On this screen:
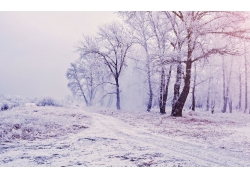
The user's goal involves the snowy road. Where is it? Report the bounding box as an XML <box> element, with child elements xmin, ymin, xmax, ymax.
<box><xmin>1</xmin><ymin>107</ymin><xmax>250</xmax><ymax>167</ymax></box>
<box><xmin>84</xmin><ymin>113</ymin><xmax>250</xmax><ymax>167</ymax></box>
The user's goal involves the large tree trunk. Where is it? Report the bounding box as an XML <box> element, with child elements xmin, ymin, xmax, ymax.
<box><xmin>172</xmin><ymin>62</ymin><xmax>182</xmax><ymax>111</ymax></box>
<box><xmin>171</xmin><ymin>59</ymin><xmax>192</xmax><ymax>117</ymax></box>
<box><xmin>171</xmin><ymin>28</ymin><xmax>193</xmax><ymax>117</ymax></box>
<box><xmin>115</xmin><ymin>77</ymin><xmax>121</xmax><ymax>110</ymax></box>
<box><xmin>244</xmin><ymin>42</ymin><xmax>248</xmax><ymax>113</ymax></box>
<box><xmin>191</xmin><ymin>63</ymin><xmax>197</xmax><ymax>111</ymax></box>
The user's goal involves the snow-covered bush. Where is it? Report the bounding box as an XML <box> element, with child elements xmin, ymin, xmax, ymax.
<box><xmin>0</xmin><ymin>94</ymin><xmax>26</xmax><ymax>111</ymax></box>
<box><xmin>0</xmin><ymin>101</ymin><xmax>9</xmax><ymax>111</ymax></box>
<box><xmin>36</xmin><ymin>97</ymin><xmax>62</xmax><ymax>107</ymax></box>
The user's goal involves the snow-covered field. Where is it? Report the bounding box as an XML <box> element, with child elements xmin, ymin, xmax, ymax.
<box><xmin>1</xmin><ymin>104</ymin><xmax>250</xmax><ymax>167</ymax></box>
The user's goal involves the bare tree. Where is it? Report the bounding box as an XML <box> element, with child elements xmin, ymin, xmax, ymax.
<box><xmin>167</xmin><ymin>11</ymin><xmax>250</xmax><ymax>117</ymax></box>
<box><xmin>66</xmin><ymin>54</ymin><xmax>106</xmax><ymax>106</ymax></box>
<box><xmin>66</xmin><ymin>62</ymin><xmax>89</xmax><ymax>106</ymax></box>
<box><xmin>162</xmin><ymin>12</ymin><xmax>186</xmax><ymax>115</ymax></box>
<box><xmin>77</xmin><ymin>22</ymin><xmax>133</xmax><ymax>110</ymax></box>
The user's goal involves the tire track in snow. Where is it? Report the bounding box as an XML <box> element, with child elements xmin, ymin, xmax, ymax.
<box><xmin>91</xmin><ymin>113</ymin><xmax>250</xmax><ymax>167</ymax></box>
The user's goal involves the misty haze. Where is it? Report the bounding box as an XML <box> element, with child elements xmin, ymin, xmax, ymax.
<box><xmin>1</xmin><ymin>11</ymin><xmax>250</xmax><ymax>167</ymax></box>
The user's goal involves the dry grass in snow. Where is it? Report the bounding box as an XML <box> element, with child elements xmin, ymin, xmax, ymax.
<box><xmin>0</xmin><ymin>105</ymin><xmax>91</xmax><ymax>142</ymax></box>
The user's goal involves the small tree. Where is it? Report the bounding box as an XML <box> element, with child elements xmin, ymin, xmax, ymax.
<box><xmin>66</xmin><ymin>54</ymin><xmax>106</xmax><ymax>106</ymax></box>
<box><xmin>66</xmin><ymin>62</ymin><xmax>89</xmax><ymax>106</ymax></box>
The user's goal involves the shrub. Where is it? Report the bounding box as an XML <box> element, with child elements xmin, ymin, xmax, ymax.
<box><xmin>36</xmin><ymin>97</ymin><xmax>62</xmax><ymax>107</ymax></box>
<box><xmin>0</xmin><ymin>101</ymin><xmax>9</xmax><ymax>111</ymax></box>
<box><xmin>0</xmin><ymin>94</ymin><xmax>26</xmax><ymax>111</ymax></box>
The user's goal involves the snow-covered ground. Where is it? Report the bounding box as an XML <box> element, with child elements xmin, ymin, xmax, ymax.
<box><xmin>0</xmin><ymin>104</ymin><xmax>250</xmax><ymax>167</ymax></box>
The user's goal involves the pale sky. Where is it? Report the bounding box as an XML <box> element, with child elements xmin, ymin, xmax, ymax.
<box><xmin>0</xmin><ymin>11</ymin><xmax>120</xmax><ymax>99</ymax></box>
<box><xmin>0</xmin><ymin>5</ymin><xmax>246</xmax><ymax>100</ymax></box>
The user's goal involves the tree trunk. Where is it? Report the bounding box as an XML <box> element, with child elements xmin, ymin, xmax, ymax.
<box><xmin>172</xmin><ymin>62</ymin><xmax>182</xmax><ymax>111</ymax></box>
<box><xmin>191</xmin><ymin>63</ymin><xmax>197</xmax><ymax>111</ymax></box>
<box><xmin>171</xmin><ymin>28</ymin><xmax>193</xmax><ymax>117</ymax></box>
<box><xmin>222</xmin><ymin>57</ymin><xmax>233</xmax><ymax>113</ymax></box>
<box><xmin>222</xmin><ymin>97</ymin><xmax>228</xmax><ymax>113</ymax></box>
<box><xmin>244</xmin><ymin>42</ymin><xmax>248</xmax><ymax>113</ymax></box>
<box><xmin>147</xmin><ymin>82</ymin><xmax>153</xmax><ymax>112</ymax></box>
<box><xmin>221</xmin><ymin>56</ymin><xmax>227</xmax><ymax>113</ymax></box>
<box><xmin>159</xmin><ymin>67</ymin><xmax>166</xmax><ymax>114</ymax></box>
<box><xmin>115</xmin><ymin>77</ymin><xmax>121</xmax><ymax>110</ymax></box>
<box><xmin>239</xmin><ymin>69</ymin><xmax>242</xmax><ymax>110</ymax></box>
<box><xmin>81</xmin><ymin>88</ymin><xmax>89</xmax><ymax>106</ymax></box>
<box><xmin>146</xmin><ymin>63</ymin><xmax>153</xmax><ymax>112</ymax></box>
<box><xmin>211</xmin><ymin>100</ymin><xmax>215</xmax><ymax>114</ymax></box>
<box><xmin>227</xmin><ymin>59</ymin><xmax>233</xmax><ymax>113</ymax></box>
<box><xmin>159</xmin><ymin>66</ymin><xmax>172</xmax><ymax>114</ymax></box>
<box><xmin>75</xmin><ymin>73</ymin><xmax>89</xmax><ymax>106</ymax></box>
<box><xmin>171</xmin><ymin>59</ymin><xmax>192</xmax><ymax>117</ymax></box>
<box><xmin>89</xmin><ymin>71</ymin><xmax>94</xmax><ymax>106</ymax></box>
<box><xmin>164</xmin><ymin>65</ymin><xmax>172</xmax><ymax>111</ymax></box>
<box><xmin>206</xmin><ymin>77</ymin><xmax>212</xmax><ymax>111</ymax></box>
<box><xmin>229</xmin><ymin>98</ymin><xmax>233</xmax><ymax>113</ymax></box>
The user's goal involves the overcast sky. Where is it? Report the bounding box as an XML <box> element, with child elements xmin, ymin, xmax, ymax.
<box><xmin>0</xmin><ymin>4</ymin><xmax>246</xmax><ymax>100</ymax></box>
<box><xmin>0</xmin><ymin>11</ymin><xmax>121</xmax><ymax>99</ymax></box>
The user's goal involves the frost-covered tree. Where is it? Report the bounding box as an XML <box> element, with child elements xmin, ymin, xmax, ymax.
<box><xmin>66</xmin><ymin>52</ymin><xmax>106</xmax><ymax>106</ymax></box>
<box><xmin>77</xmin><ymin>22</ymin><xmax>133</xmax><ymax>110</ymax></box>
<box><xmin>163</xmin><ymin>12</ymin><xmax>186</xmax><ymax>114</ymax></box>
<box><xmin>166</xmin><ymin>11</ymin><xmax>250</xmax><ymax>117</ymax></box>
<box><xmin>66</xmin><ymin>62</ymin><xmax>89</xmax><ymax>106</ymax></box>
